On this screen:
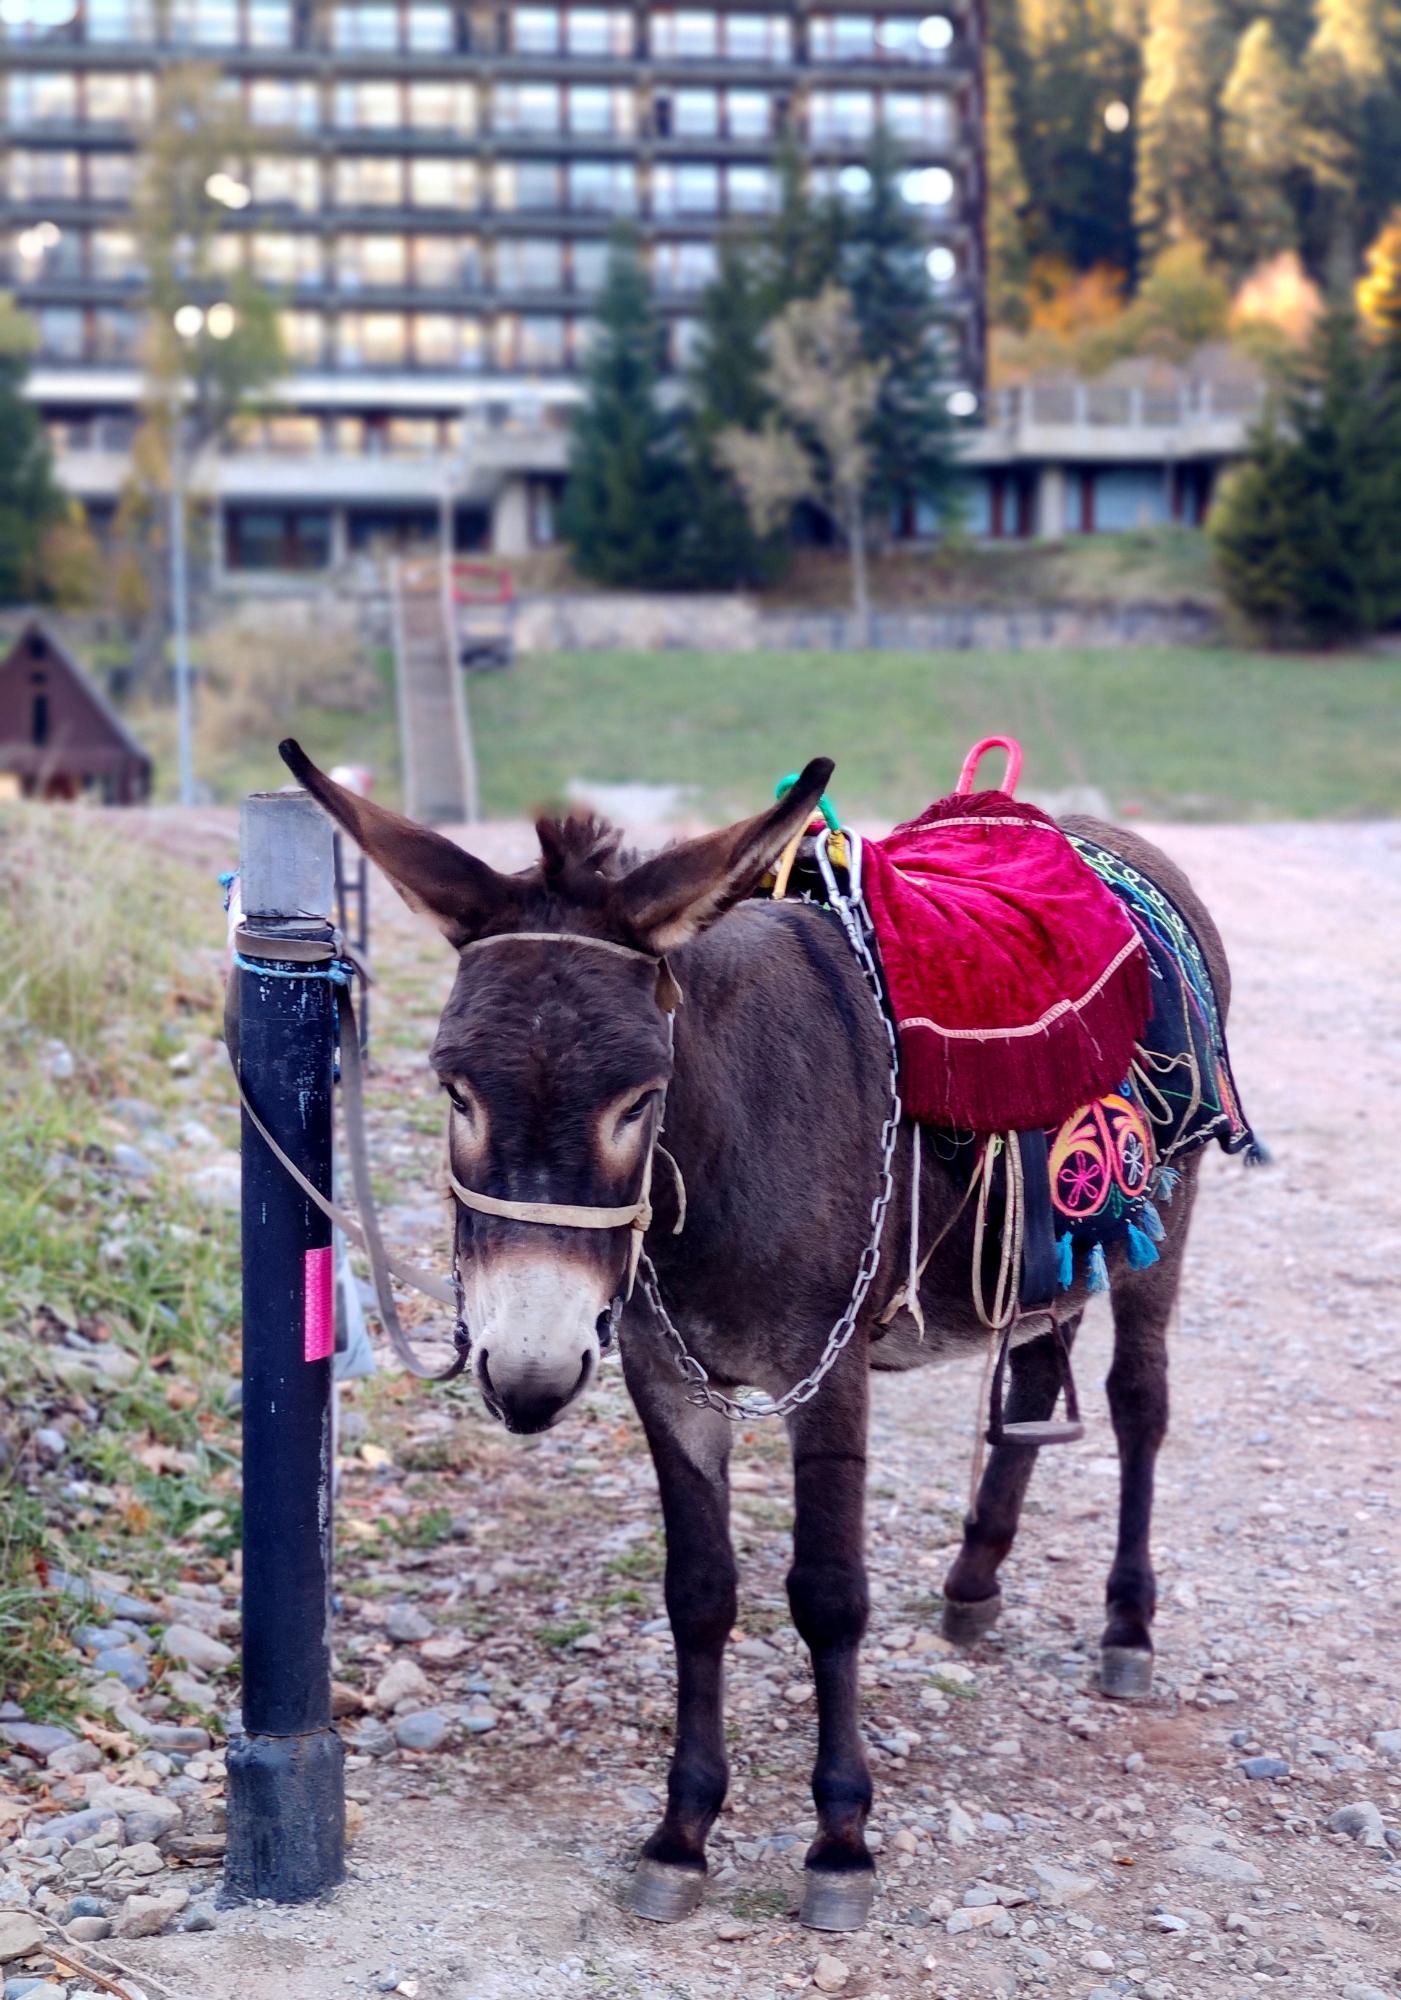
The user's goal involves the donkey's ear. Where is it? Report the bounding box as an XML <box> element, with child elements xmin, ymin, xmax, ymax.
<box><xmin>613</xmin><ymin>758</ymin><xmax>835</xmax><ymax>955</ymax></box>
<box><xmin>279</xmin><ymin>740</ymin><xmax>512</xmax><ymax>947</ymax></box>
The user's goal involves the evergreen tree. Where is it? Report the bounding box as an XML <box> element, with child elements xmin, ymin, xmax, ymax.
<box><xmin>1220</xmin><ymin>21</ymin><xmax>1304</xmax><ymax>273</ymax></box>
<box><xmin>559</xmin><ymin>229</ymin><xmax>691</xmax><ymax>587</ymax></box>
<box><xmin>1210</xmin><ymin>299</ymin><xmax>1401</xmax><ymax>639</ymax></box>
<box><xmin>682</xmin><ymin>234</ymin><xmax>779</xmax><ymax>585</ymax></box>
<box><xmin>1299</xmin><ymin>0</ymin><xmax>1400</xmax><ymax>276</ymax></box>
<box><xmin>985</xmin><ymin>47</ymin><xmax>1034</xmax><ymax>328</ymax></box>
<box><xmin>1135</xmin><ymin>0</ymin><xmax>1232</xmax><ymax>263</ymax></box>
<box><xmin>1014</xmin><ymin>0</ymin><xmax>1139</xmax><ymax>273</ymax></box>
<box><xmin>760</xmin><ymin>135</ymin><xmax>843</xmax><ymax>314</ymax></box>
<box><xmin>0</xmin><ymin>298</ymin><xmax>65</xmax><ymax>604</ymax></box>
<box><xmin>841</xmin><ymin>130</ymin><xmax>959</xmax><ymax>527</ymax></box>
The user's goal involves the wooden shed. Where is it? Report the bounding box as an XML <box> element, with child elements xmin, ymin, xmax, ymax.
<box><xmin>0</xmin><ymin>620</ymin><xmax>152</xmax><ymax>805</ymax></box>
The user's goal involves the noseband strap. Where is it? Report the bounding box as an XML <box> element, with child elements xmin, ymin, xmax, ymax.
<box><xmin>448</xmin><ymin>1179</ymin><xmax>650</xmax><ymax>1232</ymax></box>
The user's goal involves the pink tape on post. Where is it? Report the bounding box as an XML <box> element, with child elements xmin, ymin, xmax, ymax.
<box><xmin>304</xmin><ymin>1245</ymin><xmax>334</xmax><ymax>1363</ymax></box>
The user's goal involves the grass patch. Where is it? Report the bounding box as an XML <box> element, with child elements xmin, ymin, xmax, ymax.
<box><xmin>469</xmin><ymin>646</ymin><xmax>1401</xmax><ymax>822</ymax></box>
<box><xmin>728</xmin><ymin>1884</ymin><xmax>794</xmax><ymax>1921</ymax></box>
<box><xmin>607</xmin><ymin>1542</ymin><xmax>664</xmax><ymax>1582</ymax></box>
<box><xmin>538</xmin><ymin>1617</ymin><xmax>594</xmax><ymax>1650</ymax></box>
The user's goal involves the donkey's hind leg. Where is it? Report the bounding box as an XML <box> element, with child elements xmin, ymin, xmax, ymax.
<box><xmin>1099</xmin><ymin>1167</ymin><xmax>1198</xmax><ymax>1699</ymax></box>
<box><xmin>941</xmin><ymin>1316</ymin><xmax>1083</xmax><ymax>1645</ymax></box>
<box><xmin>622</xmin><ymin>1340</ymin><xmax>737</xmax><ymax>1922</ymax></box>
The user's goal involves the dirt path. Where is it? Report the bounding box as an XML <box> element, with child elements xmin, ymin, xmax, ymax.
<box><xmin>128</xmin><ymin>820</ymin><xmax>1401</xmax><ymax>2000</ymax></box>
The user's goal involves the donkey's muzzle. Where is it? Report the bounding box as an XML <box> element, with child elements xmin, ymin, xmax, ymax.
<box><xmin>477</xmin><ymin>1346</ymin><xmax>594</xmax><ymax>1434</ymax></box>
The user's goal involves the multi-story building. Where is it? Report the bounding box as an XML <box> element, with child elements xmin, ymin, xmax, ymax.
<box><xmin>1</xmin><ymin>1</ymin><xmax>985</xmax><ymax>570</ymax></box>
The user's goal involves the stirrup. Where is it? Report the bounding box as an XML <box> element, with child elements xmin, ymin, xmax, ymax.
<box><xmin>986</xmin><ymin>1314</ymin><xmax>1084</xmax><ymax>1448</ymax></box>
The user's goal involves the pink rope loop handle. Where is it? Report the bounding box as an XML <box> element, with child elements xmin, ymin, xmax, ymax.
<box><xmin>955</xmin><ymin>735</ymin><xmax>1023</xmax><ymax>797</ymax></box>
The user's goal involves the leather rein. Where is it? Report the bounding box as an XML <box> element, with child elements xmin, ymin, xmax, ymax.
<box><xmin>227</xmin><ymin>926</ymin><xmax>684</xmax><ymax>1383</ymax></box>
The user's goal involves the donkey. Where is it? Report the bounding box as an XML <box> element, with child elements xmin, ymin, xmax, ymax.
<box><xmin>282</xmin><ymin>742</ymin><xmax>1230</xmax><ymax>1933</ymax></box>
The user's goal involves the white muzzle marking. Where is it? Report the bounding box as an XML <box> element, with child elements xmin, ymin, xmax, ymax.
<box><xmin>461</xmin><ymin>1246</ymin><xmax>610</xmax><ymax>1426</ymax></box>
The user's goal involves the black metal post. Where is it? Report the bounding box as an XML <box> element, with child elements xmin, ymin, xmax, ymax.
<box><xmin>225</xmin><ymin>790</ymin><xmax>345</xmax><ymax>1904</ymax></box>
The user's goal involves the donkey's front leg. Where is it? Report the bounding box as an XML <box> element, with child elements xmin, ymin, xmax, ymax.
<box><xmin>787</xmin><ymin>1369</ymin><xmax>875</xmax><ymax>1933</ymax></box>
<box><xmin>623</xmin><ymin>1343</ymin><xmax>736</xmax><ymax>1922</ymax></box>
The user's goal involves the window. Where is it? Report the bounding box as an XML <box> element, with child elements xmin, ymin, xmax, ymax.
<box><xmin>901</xmin><ymin>163</ymin><xmax>955</xmax><ymax>206</ymax></box>
<box><xmin>725</xmin><ymin>12</ymin><xmax>790</xmax><ymax>59</ymax></box>
<box><xmin>333</xmin><ymin>416</ymin><xmax>366</xmax><ymax>450</ymax></box>
<box><xmin>9</xmin><ymin>72</ymin><xmax>77</xmax><ymax>125</ymax></box>
<box><xmin>673</xmin><ymin>88</ymin><xmax>718</xmax><ymax>136</ymax></box>
<box><xmin>336</xmin><ymin>156</ymin><xmax>403</xmax><ymax>205</ymax></box>
<box><xmin>407</xmin><ymin>81</ymin><xmax>475</xmax><ymax>133</ymax></box>
<box><xmin>208</xmin><ymin>231</ymin><xmax>244</xmax><ymax>276</ymax></box>
<box><xmin>414</xmin><ymin>315</ymin><xmax>480</xmax><ymax>367</ymax></box>
<box><xmin>278</xmin><ymin>308</ymin><xmax>324</xmax><ymax>361</ymax></box>
<box><xmin>336</xmin><ymin>80</ymin><xmax>401</xmax><ymax>129</ymax></box>
<box><xmin>9</xmin><ymin>149</ymin><xmax>80</xmax><ymax>199</ymax></box>
<box><xmin>14</xmin><ymin>226</ymin><xmax>81</xmax><ymax>278</ymax></box>
<box><xmin>85</xmin><ymin>0</ymin><xmax>154</xmax><ymax>40</ymax></box>
<box><xmin>652</xmin><ymin>161</ymin><xmax>718</xmax><ymax>216</ymax></box>
<box><xmin>86</xmin><ymin>151</ymin><xmax>134</xmax><ymax>200</ymax></box>
<box><xmin>261</xmin><ymin>414</ymin><xmax>323</xmax><ymax>452</ymax></box>
<box><xmin>336</xmin><ymin>233</ymin><xmax>406</xmax><ymax>288</ymax></box>
<box><xmin>493</xmin><ymin>159</ymin><xmax>560</xmax><ymax>211</ymax></box>
<box><xmin>92</xmin><ymin>307</ymin><xmax>139</xmax><ymax>358</ymax></box>
<box><xmin>496</xmin><ymin>313</ymin><xmax>565</xmax><ymax>369</ymax></box>
<box><xmin>494</xmin><ymin>82</ymin><xmax>560</xmax><ymax>133</ymax></box>
<box><xmin>332</xmin><ymin>3</ymin><xmax>398</xmax><ymax>49</ymax></box>
<box><xmin>338</xmin><ymin>310</ymin><xmax>408</xmax><ymax>364</ymax></box>
<box><xmin>809</xmin><ymin>90</ymin><xmax>874</xmax><ymax>143</ymax></box>
<box><xmin>727</xmin><ymin>163</ymin><xmax>774</xmax><ymax>213</ymax></box>
<box><xmin>251</xmin><ymin>231</ymin><xmax>323</xmax><ymax>284</ymax></box>
<box><xmin>671</xmin><ymin>317</ymin><xmax>702</xmax><ymax>368</ymax></box>
<box><xmin>568</xmin><ymin>159</ymin><xmax>635</xmax><ymax>214</ymax></box>
<box><xmin>89</xmin><ymin>226</ymin><xmax>143</xmax><ymax>278</ymax></box>
<box><xmin>513</xmin><ymin>5</ymin><xmax>559</xmax><ymax>52</ymax></box>
<box><xmin>810</xmin><ymin>14</ymin><xmax>875</xmax><ymax>60</ymax></box>
<box><xmin>385</xmin><ymin>415</ymin><xmax>440</xmax><ymax>454</ymax></box>
<box><xmin>412</xmin><ymin>234</ymin><xmax>480</xmax><ymax>288</ymax></box>
<box><xmin>227</xmin><ymin>507</ymin><xmax>332</xmax><ymax>571</ymax></box>
<box><xmin>410</xmin><ymin>158</ymin><xmax>478</xmax><ymax>208</ymax></box>
<box><xmin>253</xmin><ymin>154</ymin><xmax>321</xmax><ymax>209</ymax></box>
<box><xmin>883</xmin><ymin>91</ymin><xmax>952</xmax><ymax>145</ymax></box>
<box><xmin>876</xmin><ymin>14</ymin><xmax>954</xmax><ymax>60</ymax></box>
<box><xmin>249</xmin><ymin>77</ymin><xmax>319</xmax><ymax>129</ymax></box>
<box><xmin>652</xmin><ymin>9</ymin><xmax>717</xmax><ymax>57</ymax></box>
<box><xmin>653</xmin><ymin>239</ymin><xmax>716</xmax><ymax>291</ymax></box>
<box><xmin>565</xmin><ymin>6</ymin><xmax>630</xmax><ymax>53</ymax></box>
<box><xmin>85</xmin><ymin>70</ymin><xmax>153</xmax><ymax>122</ymax></box>
<box><xmin>406</xmin><ymin>4</ymin><xmax>452</xmax><ymax>49</ymax></box>
<box><xmin>726</xmin><ymin>88</ymin><xmax>770</xmax><ymax>138</ymax></box>
<box><xmin>496</xmin><ymin>236</ymin><xmax>563</xmax><ymax>292</ymax></box>
<box><xmin>567</xmin><ymin>85</ymin><xmax>632</xmax><ymax>135</ymax></box>
<box><xmin>570</xmin><ymin>239</ymin><xmax>609</xmax><ymax>292</ymax></box>
<box><xmin>36</xmin><ymin>307</ymin><xmax>84</xmax><ymax>359</ymax></box>
<box><xmin>248</xmin><ymin>0</ymin><xmax>294</xmax><ymax>46</ymax></box>
<box><xmin>170</xmin><ymin>0</ymin><xmax>239</xmax><ymax>44</ymax></box>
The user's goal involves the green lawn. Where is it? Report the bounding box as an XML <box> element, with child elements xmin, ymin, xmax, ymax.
<box><xmin>468</xmin><ymin>646</ymin><xmax>1400</xmax><ymax>823</ymax></box>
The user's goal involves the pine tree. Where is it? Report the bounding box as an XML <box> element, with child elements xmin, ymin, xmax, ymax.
<box><xmin>559</xmin><ymin>229</ymin><xmax>692</xmax><ymax>587</ymax></box>
<box><xmin>1299</xmin><ymin>0</ymin><xmax>1400</xmax><ymax>276</ymax></box>
<box><xmin>1014</xmin><ymin>0</ymin><xmax>1139</xmax><ymax>273</ymax></box>
<box><xmin>1210</xmin><ymin>299</ymin><xmax>1401</xmax><ymax>640</ymax></box>
<box><xmin>1135</xmin><ymin>0</ymin><xmax>1232</xmax><ymax>264</ymax></box>
<box><xmin>0</xmin><ymin>298</ymin><xmax>65</xmax><ymax>604</ymax></box>
<box><xmin>681</xmin><ymin>234</ymin><xmax>779</xmax><ymax>586</ymax></box>
<box><xmin>1220</xmin><ymin>22</ymin><xmax>1304</xmax><ymax>273</ymax></box>
<box><xmin>760</xmin><ymin>135</ymin><xmax>843</xmax><ymax>314</ymax></box>
<box><xmin>985</xmin><ymin>47</ymin><xmax>1034</xmax><ymax>328</ymax></box>
<box><xmin>841</xmin><ymin>130</ymin><xmax>959</xmax><ymax>527</ymax></box>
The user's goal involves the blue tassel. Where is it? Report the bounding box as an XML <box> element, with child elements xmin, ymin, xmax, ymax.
<box><xmin>1088</xmin><ymin>1243</ymin><xmax>1110</xmax><ymax>1293</ymax></box>
<box><xmin>1140</xmin><ymin>1201</ymin><xmax>1166</xmax><ymax>1242</ymax></box>
<box><xmin>1126</xmin><ymin>1222</ymin><xmax>1160</xmax><ymax>1269</ymax></box>
<box><xmin>1056</xmin><ymin>1232</ymin><xmax>1074</xmax><ymax>1289</ymax></box>
<box><xmin>1156</xmin><ymin>1167</ymin><xmax>1180</xmax><ymax>1205</ymax></box>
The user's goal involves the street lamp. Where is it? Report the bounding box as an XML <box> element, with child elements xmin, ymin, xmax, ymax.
<box><xmin>1104</xmin><ymin>101</ymin><xmax>1131</xmax><ymax>133</ymax></box>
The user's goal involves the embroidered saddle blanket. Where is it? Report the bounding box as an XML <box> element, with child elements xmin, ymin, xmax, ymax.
<box><xmin>861</xmin><ymin>791</ymin><xmax>1152</xmax><ymax>1133</ymax></box>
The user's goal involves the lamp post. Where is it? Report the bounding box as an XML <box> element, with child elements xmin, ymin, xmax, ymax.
<box><xmin>169</xmin><ymin>298</ymin><xmax>237</xmax><ymax>806</ymax></box>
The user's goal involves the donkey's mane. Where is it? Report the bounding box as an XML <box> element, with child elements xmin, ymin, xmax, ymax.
<box><xmin>533</xmin><ymin>811</ymin><xmax>637</xmax><ymax>901</ymax></box>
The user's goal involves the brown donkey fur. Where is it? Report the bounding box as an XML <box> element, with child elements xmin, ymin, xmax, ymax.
<box><xmin>281</xmin><ymin>742</ymin><xmax>1232</xmax><ymax>1933</ymax></box>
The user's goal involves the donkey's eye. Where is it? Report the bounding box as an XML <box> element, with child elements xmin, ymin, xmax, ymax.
<box><xmin>619</xmin><ymin>1091</ymin><xmax>657</xmax><ymax>1128</ymax></box>
<box><xmin>442</xmin><ymin>1080</ymin><xmax>475</xmax><ymax>1120</ymax></box>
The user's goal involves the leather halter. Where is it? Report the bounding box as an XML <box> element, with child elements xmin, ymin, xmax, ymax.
<box><xmin>448</xmin><ymin>929</ymin><xmax>685</xmax><ymax>1299</ymax></box>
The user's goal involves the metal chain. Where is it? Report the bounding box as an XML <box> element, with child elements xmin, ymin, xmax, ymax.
<box><xmin>638</xmin><ymin>841</ymin><xmax>903</xmax><ymax>1422</ymax></box>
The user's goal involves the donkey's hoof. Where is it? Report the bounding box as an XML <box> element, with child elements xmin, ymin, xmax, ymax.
<box><xmin>1098</xmin><ymin>1645</ymin><xmax>1155</xmax><ymax>1700</ymax></box>
<box><xmin>629</xmin><ymin>1857</ymin><xmax>706</xmax><ymax>1923</ymax></box>
<box><xmin>940</xmin><ymin>1590</ymin><xmax>1003</xmax><ymax>1647</ymax></box>
<box><xmin>800</xmin><ymin>1867</ymin><xmax>876</xmax><ymax>1933</ymax></box>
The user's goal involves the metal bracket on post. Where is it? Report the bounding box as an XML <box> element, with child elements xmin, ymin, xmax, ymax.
<box><xmin>224</xmin><ymin>789</ymin><xmax>345</xmax><ymax>1905</ymax></box>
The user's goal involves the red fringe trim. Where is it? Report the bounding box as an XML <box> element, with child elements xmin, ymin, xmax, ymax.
<box><xmin>896</xmin><ymin>939</ymin><xmax>1152</xmax><ymax>1133</ymax></box>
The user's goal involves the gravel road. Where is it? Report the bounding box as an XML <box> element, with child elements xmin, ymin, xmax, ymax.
<box><xmin>108</xmin><ymin>818</ymin><xmax>1401</xmax><ymax>2000</ymax></box>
